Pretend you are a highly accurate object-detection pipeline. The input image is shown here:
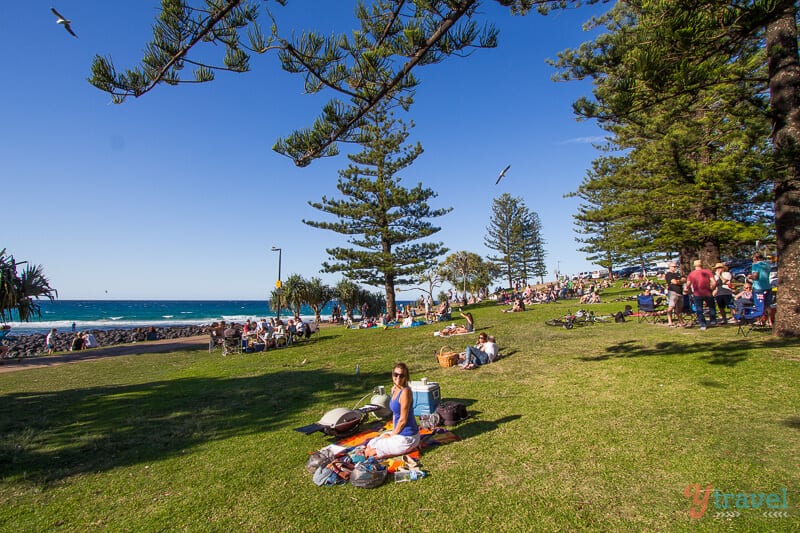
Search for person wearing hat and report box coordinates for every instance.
[749,252,774,326]
[686,259,717,330]
[712,263,733,324]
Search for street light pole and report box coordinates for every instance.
[271,246,282,321]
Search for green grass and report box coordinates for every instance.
[1,286,798,532]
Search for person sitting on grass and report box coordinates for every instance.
[364,362,420,458]
[83,331,99,348]
[502,299,525,313]
[460,333,499,369]
[435,300,451,322]
[70,333,85,351]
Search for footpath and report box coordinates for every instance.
[0,335,208,374]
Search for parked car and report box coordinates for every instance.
[732,263,778,287]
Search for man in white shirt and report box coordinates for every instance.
[83,332,99,349]
[461,333,499,369]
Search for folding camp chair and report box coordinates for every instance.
[209,331,225,353]
[636,294,665,323]
[222,334,243,356]
[733,293,766,337]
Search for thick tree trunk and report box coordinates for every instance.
[767,3,800,337]
[385,275,396,321]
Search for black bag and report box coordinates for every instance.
[614,311,626,323]
[435,401,468,426]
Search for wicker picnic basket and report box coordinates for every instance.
[436,346,460,368]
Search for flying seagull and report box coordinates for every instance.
[495,164,511,185]
[51,7,77,37]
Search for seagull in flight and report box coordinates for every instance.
[495,164,511,185]
[51,7,77,38]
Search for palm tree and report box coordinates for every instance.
[0,249,57,322]
[281,274,307,320]
[269,287,287,318]
[334,278,361,322]
[303,277,333,324]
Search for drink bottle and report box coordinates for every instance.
[394,470,426,483]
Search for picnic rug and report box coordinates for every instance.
[310,421,461,475]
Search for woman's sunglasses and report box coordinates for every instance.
[392,372,404,378]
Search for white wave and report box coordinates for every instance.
[162,315,174,319]
[6,314,330,335]
[110,316,123,320]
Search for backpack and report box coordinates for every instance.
[435,401,468,426]
[349,458,387,489]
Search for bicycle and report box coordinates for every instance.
[545,309,606,329]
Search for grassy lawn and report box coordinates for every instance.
[1,286,798,532]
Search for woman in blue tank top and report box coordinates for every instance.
[365,362,420,458]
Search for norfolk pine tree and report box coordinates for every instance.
[485,194,547,287]
[553,0,800,336]
[485,193,528,289]
[304,104,450,320]
[518,209,547,284]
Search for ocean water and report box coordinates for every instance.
[3,300,415,335]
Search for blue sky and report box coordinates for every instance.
[3,2,609,300]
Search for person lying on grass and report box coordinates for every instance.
[437,310,474,336]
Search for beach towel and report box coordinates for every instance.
[433,330,471,337]
[310,422,460,474]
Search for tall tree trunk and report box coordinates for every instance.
[767,2,800,337]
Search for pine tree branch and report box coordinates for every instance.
[128,0,244,100]
[291,0,479,166]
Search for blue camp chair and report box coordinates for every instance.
[637,294,665,323]
[733,293,766,337]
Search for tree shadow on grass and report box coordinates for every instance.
[0,367,379,487]
[452,414,522,440]
[577,337,800,367]
[782,416,800,430]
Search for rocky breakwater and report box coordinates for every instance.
[2,325,208,359]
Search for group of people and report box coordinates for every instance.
[44,328,101,354]
[664,252,775,330]
[210,317,310,351]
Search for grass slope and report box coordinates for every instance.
[1,286,798,532]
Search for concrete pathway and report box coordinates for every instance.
[0,335,209,374]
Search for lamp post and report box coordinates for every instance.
[271,246,282,321]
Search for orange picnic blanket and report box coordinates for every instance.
[321,422,460,473]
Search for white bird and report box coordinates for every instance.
[495,164,511,185]
[51,7,77,38]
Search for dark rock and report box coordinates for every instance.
[2,325,209,359]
